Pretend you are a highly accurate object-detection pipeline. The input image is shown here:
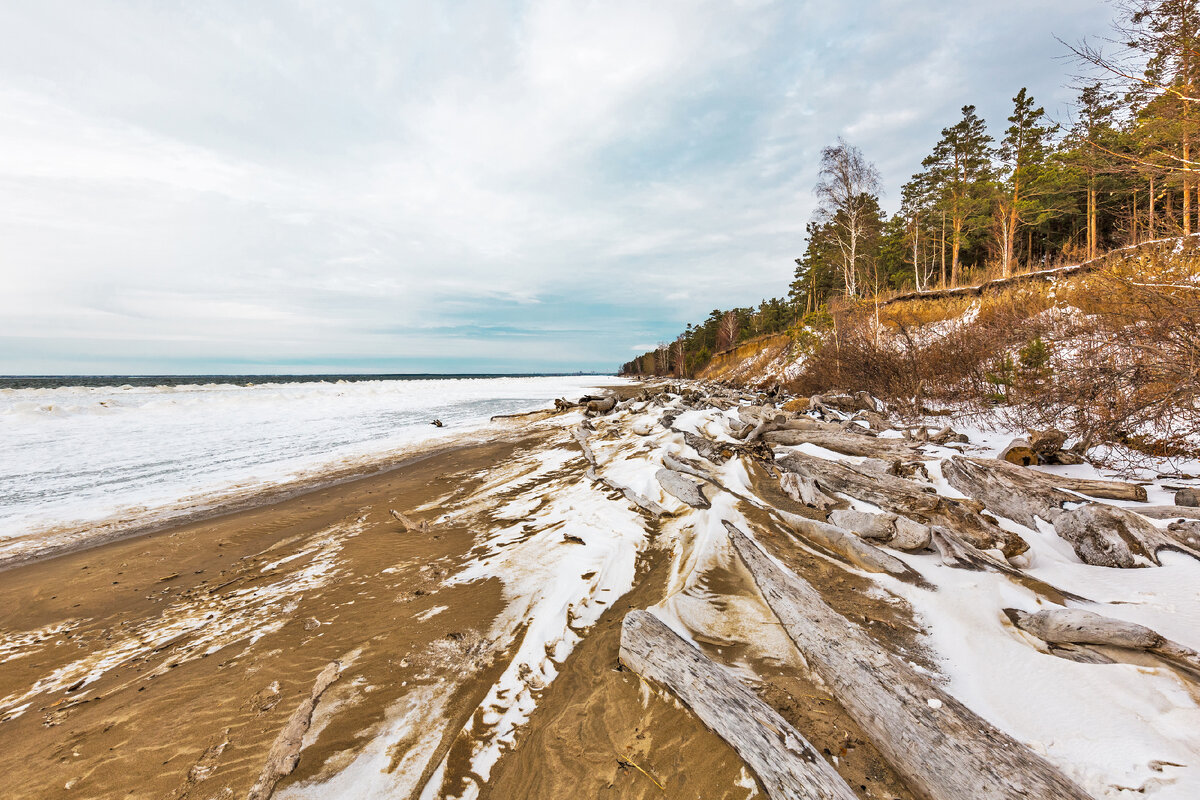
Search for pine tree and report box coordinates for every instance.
[921,105,995,285]
[996,89,1057,275]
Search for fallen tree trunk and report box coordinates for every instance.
[725,524,1095,800]
[655,468,710,509]
[1007,607,1200,678]
[999,438,1037,466]
[778,451,1027,557]
[772,509,922,580]
[1053,503,1200,568]
[762,429,918,459]
[827,508,931,552]
[618,610,858,800]
[1132,505,1200,521]
[247,661,342,800]
[942,456,1148,530]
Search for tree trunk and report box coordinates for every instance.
[618,611,859,800]
[726,524,1095,800]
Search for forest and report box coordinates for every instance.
[623,1,1200,377]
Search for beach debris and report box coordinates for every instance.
[654,468,710,509]
[619,610,858,800]
[999,437,1037,466]
[431,419,443,427]
[1053,502,1200,568]
[389,509,430,533]
[1006,607,1200,677]
[1177,487,1200,507]
[247,660,342,800]
[725,523,1095,800]
[779,451,1027,557]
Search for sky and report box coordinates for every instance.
[0,0,1112,375]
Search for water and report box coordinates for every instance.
[0,375,617,542]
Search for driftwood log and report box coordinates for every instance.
[771,509,922,580]
[999,437,1037,466]
[619,611,859,800]
[778,451,1027,557]
[1053,503,1200,568]
[585,395,617,415]
[1007,607,1200,678]
[779,472,837,510]
[763,429,918,459]
[1130,505,1200,520]
[942,456,1146,530]
[827,508,932,552]
[655,468,711,509]
[247,661,342,800]
[726,524,1095,800]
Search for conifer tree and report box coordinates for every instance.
[997,89,1057,275]
[921,105,995,284]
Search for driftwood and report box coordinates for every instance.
[655,468,710,509]
[389,509,429,534]
[618,611,858,800]
[778,451,1027,557]
[763,429,918,459]
[930,527,1084,603]
[682,431,730,465]
[942,456,1147,530]
[828,508,931,551]
[1007,607,1200,678]
[247,661,342,800]
[1053,503,1200,568]
[778,472,837,510]
[772,510,921,579]
[1177,488,1200,507]
[725,524,1095,800]
[999,437,1037,466]
[585,395,617,415]
[1130,505,1200,520]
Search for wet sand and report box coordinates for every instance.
[0,400,924,800]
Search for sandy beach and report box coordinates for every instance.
[3,384,1199,800]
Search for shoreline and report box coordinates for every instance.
[0,400,595,573]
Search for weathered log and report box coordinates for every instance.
[572,425,598,467]
[1129,505,1200,520]
[930,528,1084,603]
[999,437,1037,466]
[1053,503,1200,568]
[1007,607,1200,678]
[828,508,931,551]
[1167,520,1200,548]
[1028,428,1068,457]
[247,661,341,800]
[1177,487,1200,507]
[655,468,710,509]
[763,429,918,459]
[683,431,729,465]
[588,469,666,518]
[779,451,1027,557]
[773,509,922,579]
[725,524,1095,800]
[618,611,858,799]
[585,395,617,415]
[778,472,837,510]
[942,456,1147,530]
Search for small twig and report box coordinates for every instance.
[618,754,665,792]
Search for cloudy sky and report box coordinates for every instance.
[0,0,1110,375]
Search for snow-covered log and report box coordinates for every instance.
[999,437,1037,466]
[1007,607,1200,678]
[655,468,710,509]
[725,524,1095,800]
[778,451,1027,557]
[772,510,922,579]
[1053,503,1200,568]
[618,610,859,800]
[762,429,918,459]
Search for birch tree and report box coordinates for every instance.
[814,139,883,298]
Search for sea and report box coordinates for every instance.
[0,374,618,544]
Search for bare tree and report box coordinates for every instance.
[814,138,883,297]
[672,338,687,377]
[718,310,740,351]
[654,342,669,375]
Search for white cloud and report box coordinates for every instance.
[0,0,1109,373]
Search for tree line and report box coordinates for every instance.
[623,0,1200,377]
